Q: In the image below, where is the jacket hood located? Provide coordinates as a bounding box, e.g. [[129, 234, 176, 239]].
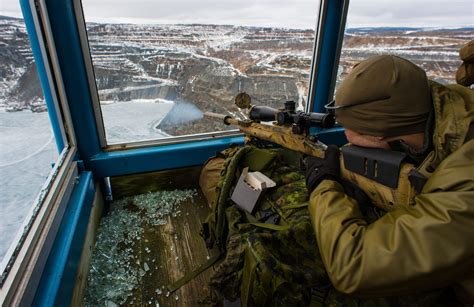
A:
[[418, 81, 474, 177]]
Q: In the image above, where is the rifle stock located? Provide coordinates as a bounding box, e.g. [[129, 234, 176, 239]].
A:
[[204, 112, 418, 211]]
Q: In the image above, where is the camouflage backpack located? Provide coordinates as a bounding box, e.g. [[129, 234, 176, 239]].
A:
[[200, 144, 330, 306], [199, 144, 458, 306]]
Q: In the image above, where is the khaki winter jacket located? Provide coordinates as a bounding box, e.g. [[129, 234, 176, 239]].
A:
[[309, 82, 474, 302]]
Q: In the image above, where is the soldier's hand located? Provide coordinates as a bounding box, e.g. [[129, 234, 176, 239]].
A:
[[304, 144, 340, 193]]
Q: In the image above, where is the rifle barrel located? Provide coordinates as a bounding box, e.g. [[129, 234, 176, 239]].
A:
[[204, 112, 238, 125]]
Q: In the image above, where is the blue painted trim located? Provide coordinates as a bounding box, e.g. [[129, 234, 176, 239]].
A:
[[26, 0, 345, 178], [33, 171, 95, 306], [311, 0, 345, 113], [20, 0, 65, 152], [89, 136, 244, 178], [316, 127, 347, 146], [43, 0, 102, 163]]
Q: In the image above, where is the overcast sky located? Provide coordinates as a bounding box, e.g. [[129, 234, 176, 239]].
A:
[[1, 0, 473, 29]]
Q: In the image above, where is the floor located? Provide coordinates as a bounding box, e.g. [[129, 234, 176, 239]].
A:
[[83, 167, 219, 306], [126, 191, 216, 306]]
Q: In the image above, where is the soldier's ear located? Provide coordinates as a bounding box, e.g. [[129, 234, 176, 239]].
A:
[[376, 136, 393, 148]]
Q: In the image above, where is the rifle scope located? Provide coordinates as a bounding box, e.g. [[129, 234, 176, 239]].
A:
[[248, 101, 335, 134]]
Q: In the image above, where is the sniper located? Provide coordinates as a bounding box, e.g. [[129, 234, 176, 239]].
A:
[[198, 43, 474, 305]]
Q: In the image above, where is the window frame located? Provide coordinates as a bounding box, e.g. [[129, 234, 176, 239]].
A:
[[0, 0, 80, 302], [309, 0, 349, 114], [74, 0, 326, 151], [1, 0, 351, 303]]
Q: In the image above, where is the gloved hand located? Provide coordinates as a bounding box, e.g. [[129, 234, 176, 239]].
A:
[[304, 144, 340, 193]]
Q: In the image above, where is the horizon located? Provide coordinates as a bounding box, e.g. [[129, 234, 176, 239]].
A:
[[1, 14, 473, 31]]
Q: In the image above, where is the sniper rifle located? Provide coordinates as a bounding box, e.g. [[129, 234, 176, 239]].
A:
[[205, 93, 420, 211]]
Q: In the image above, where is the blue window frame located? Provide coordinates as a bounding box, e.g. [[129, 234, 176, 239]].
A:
[[1, 0, 79, 302], [78, 0, 326, 147], [1, 0, 349, 304]]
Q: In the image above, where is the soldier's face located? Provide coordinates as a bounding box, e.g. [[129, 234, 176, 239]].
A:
[[344, 129, 390, 149]]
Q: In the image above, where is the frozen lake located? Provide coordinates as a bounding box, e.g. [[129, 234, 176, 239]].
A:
[[0, 110, 57, 263], [101, 99, 175, 144], [0, 100, 175, 262]]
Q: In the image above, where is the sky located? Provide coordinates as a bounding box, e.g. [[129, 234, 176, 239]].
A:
[[1, 0, 473, 29]]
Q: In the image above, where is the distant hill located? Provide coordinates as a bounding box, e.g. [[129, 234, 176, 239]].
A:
[[346, 26, 473, 32], [0, 15, 22, 21], [0, 14, 468, 129]]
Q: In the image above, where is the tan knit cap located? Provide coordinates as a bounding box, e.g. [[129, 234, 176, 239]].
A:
[[335, 55, 431, 137]]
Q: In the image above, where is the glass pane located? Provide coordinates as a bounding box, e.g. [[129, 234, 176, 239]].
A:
[[81, 0, 321, 144], [0, 12, 59, 263], [337, 0, 472, 88]]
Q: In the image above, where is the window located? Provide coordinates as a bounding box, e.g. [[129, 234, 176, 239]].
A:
[[0, 1, 77, 290], [0, 12, 60, 266], [336, 0, 472, 88], [81, 0, 322, 145]]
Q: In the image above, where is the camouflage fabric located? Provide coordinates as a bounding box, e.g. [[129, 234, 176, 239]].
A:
[[321, 287, 459, 307], [202, 145, 457, 306], [205, 146, 328, 306]]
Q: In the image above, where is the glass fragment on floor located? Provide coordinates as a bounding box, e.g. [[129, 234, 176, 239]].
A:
[[83, 189, 197, 306]]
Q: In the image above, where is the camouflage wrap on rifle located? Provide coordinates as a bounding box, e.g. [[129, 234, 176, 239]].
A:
[[230, 120, 418, 211]]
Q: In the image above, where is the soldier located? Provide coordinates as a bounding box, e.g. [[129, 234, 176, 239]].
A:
[[304, 54, 474, 304]]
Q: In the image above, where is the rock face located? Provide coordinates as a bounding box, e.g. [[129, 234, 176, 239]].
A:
[[337, 27, 471, 86], [0, 15, 470, 135], [84, 23, 315, 135], [0, 16, 43, 111]]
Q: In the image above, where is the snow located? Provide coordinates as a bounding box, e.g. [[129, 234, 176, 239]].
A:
[[0, 111, 57, 262]]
